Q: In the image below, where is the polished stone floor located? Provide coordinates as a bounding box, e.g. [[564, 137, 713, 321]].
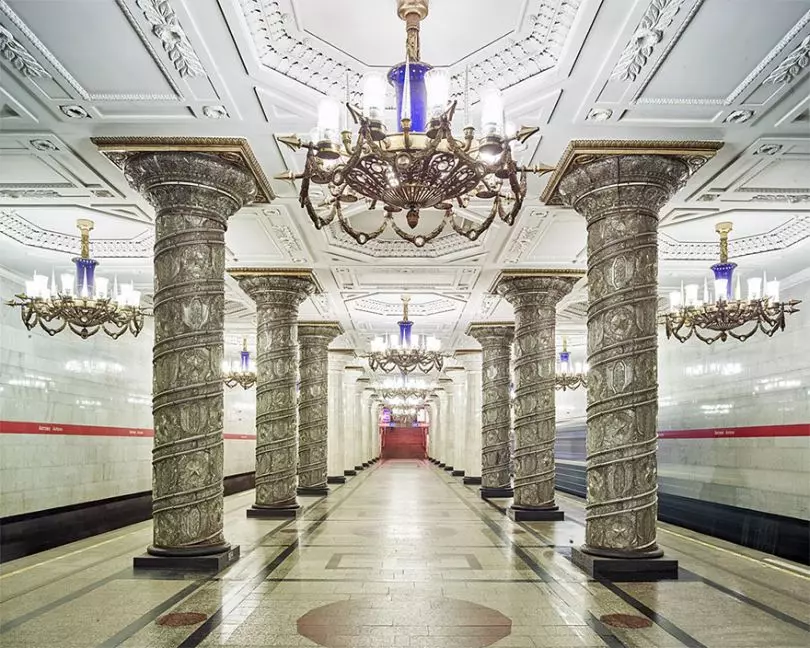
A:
[[1, 460, 808, 647]]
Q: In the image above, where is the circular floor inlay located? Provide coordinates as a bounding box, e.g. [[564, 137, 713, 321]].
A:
[[600, 613, 653, 629], [157, 612, 208, 627], [298, 598, 511, 647]]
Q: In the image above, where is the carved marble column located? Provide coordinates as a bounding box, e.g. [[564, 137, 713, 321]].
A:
[[123, 151, 256, 570], [544, 141, 721, 579], [327, 350, 354, 483], [342, 366, 365, 476], [446, 367, 467, 476], [457, 351, 483, 485], [428, 393, 440, 462], [297, 322, 343, 496], [495, 271, 583, 521], [358, 383, 373, 466], [467, 323, 515, 498], [230, 270, 317, 518]]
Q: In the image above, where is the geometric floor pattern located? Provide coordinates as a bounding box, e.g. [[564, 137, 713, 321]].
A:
[[1, 460, 808, 647]]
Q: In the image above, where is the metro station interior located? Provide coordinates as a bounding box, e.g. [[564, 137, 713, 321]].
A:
[[0, 0, 808, 646]]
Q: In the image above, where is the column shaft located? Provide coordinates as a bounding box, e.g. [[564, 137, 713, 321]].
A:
[[468, 325, 514, 497], [460, 353, 483, 483], [297, 323, 342, 495], [124, 152, 256, 565]]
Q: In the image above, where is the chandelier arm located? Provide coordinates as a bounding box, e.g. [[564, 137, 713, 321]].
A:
[[337, 204, 390, 244], [388, 211, 447, 246], [449, 201, 498, 241]]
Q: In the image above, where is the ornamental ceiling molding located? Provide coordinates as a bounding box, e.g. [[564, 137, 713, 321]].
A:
[[0, 209, 154, 257], [237, 0, 582, 103], [323, 220, 482, 259], [350, 297, 459, 317], [659, 217, 810, 260], [0, 24, 50, 77], [763, 33, 810, 85], [135, 0, 205, 78], [610, 0, 688, 83]]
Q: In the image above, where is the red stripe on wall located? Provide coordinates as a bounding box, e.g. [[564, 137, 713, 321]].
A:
[[0, 420, 256, 440], [658, 424, 810, 439]]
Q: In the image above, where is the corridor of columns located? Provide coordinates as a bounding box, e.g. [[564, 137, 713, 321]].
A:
[[2, 460, 808, 648]]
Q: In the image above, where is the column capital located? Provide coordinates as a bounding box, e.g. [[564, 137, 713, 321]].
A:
[[540, 139, 723, 207], [493, 270, 585, 309], [298, 321, 343, 344], [328, 349, 356, 372], [229, 268, 319, 307], [93, 136, 274, 203], [466, 322, 514, 348], [455, 350, 483, 372]]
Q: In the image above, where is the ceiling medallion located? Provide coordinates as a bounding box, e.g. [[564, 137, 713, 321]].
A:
[[662, 222, 801, 345], [222, 338, 257, 389], [556, 339, 587, 391], [276, 0, 551, 248], [6, 219, 147, 339], [366, 295, 444, 374]]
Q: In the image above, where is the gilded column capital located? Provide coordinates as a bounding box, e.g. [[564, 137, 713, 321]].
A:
[[229, 269, 319, 307], [298, 321, 344, 343], [466, 322, 515, 348], [493, 270, 584, 309]]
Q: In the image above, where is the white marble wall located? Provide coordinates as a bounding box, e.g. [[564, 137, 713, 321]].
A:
[[0, 274, 256, 517], [555, 278, 810, 521]]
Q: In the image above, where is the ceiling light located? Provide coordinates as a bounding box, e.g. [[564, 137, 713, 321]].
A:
[[556, 338, 587, 391], [662, 222, 801, 344], [275, 0, 551, 247], [222, 338, 257, 390], [6, 219, 147, 339]]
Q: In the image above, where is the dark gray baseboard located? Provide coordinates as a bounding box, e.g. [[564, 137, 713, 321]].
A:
[[0, 472, 255, 564]]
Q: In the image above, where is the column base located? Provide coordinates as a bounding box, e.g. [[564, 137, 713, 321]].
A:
[[297, 486, 329, 496], [509, 505, 564, 522], [480, 486, 514, 499], [362, 462, 370, 468], [451, 469, 465, 477], [327, 475, 346, 484], [344, 469, 357, 476], [463, 476, 482, 485], [443, 465, 454, 472], [354, 465, 365, 471], [572, 546, 678, 582], [246, 504, 300, 519], [134, 544, 240, 572]]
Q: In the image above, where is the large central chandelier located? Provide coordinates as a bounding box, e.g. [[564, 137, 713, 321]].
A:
[[222, 338, 257, 390], [366, 296, 444, 374], [555, 339, 587, 391], [662, 222, 801, 345], [376, 375, 435, 402], [6, 219, 146, 339], [276, 0, 546, 247]]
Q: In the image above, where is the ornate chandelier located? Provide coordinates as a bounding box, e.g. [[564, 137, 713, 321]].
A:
[[662, 222, 801, 344], [555, 339, 587, 391], [366, 296, 444, 374], [6, 219, 146, 339], [222, 338, 257, 389], [275, 0, 547, 247]]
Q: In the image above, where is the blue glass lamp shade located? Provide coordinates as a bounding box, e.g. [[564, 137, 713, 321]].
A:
[[388, 61, 432, 133], [711, 262, 737, 300], [73, 257, 98, 296], [559, 350, 570, 365], [398, 319, 413, 346], [240, 349, 251, 372]]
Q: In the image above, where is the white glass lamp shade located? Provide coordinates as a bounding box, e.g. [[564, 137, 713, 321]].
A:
[[425, 68, 449, 117], [684, 283, 699, 306], [766, 279, 780, 302], [480, 87, 504, 136], [362, 73, 387, 120], [713, 279, 728, 302], [669, 291, 682, 310], [95, 276, 109, 299], [747, 277, 762, 300], [426, 336, 440, 352], [371, 337, 385, 353], [60, 273, 75, 296], [316, 97, 341, 143]]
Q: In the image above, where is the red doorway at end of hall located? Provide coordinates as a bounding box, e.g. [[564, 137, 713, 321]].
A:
[[380, 426, 427, 459]]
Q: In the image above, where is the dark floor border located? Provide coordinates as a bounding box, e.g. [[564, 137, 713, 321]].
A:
[[0, 472, 255, 563], [555, 462, 809, 565]]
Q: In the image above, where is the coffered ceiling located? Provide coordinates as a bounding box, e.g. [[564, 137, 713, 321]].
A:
[[1, 0, 808, 354]]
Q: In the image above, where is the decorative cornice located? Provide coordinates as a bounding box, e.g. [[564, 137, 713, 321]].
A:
[[466, 321, 515, 335], [540, 139, 723, 205], [91, 136, 275, 203], [227, 267, 321, 292]]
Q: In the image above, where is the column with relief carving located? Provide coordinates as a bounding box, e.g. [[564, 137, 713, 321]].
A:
[[437, 377, 454, 470], [446, 367, 467, 476], [467, 323, 515, 498], [495, 271, 583, 521], [342, 366, 365, 476], [457, 351, 483, 485], [122, 151, 257, 570], [297, 322, 343, 496], [327, 350, 354, 484], [544, 141, 721, 580], [229, 269, 317, 518]]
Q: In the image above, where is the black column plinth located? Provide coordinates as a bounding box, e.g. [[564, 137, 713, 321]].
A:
[[437, 462, 446, 468], [571, 546, 678, 581], [509, 505, 564, 522], [451, 469, 465, 477], [246, 504, 300, 519], [443, 465, 454, 472], [327, 475, 346, 484], [134, 544, 240, 571], [463, 476, 482, 485], [344, 469, 357, 476], [480, 486, 514, 499], [354, 465, 364, 471], [362, 462, 370, 468], [297, 486, 329, 496]]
